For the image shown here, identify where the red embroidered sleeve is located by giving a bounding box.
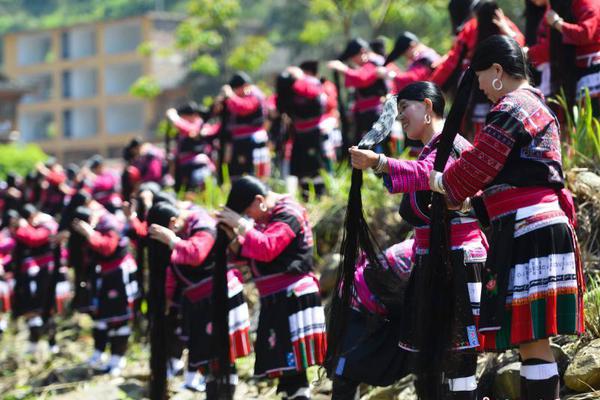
[430,19,476,86]
[392,63,431,94]
[130,217,148,238]
[170,230,215,267]
[15,226,51,247]
[344,63,379,88]
[385,152,436,193]
[561,0,600,45]
[225,94,261,116]
[240,222,296,262]
[173,116,203,137]
[88,231,120,257]
[292,78,322,98]
[442,110,517,205]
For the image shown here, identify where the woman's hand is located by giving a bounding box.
[493,9,516,37]
[545,9,564,31]
[148,224,179,248]
[349,146,379,170]
[71,219,94,239]
[216,207,244,230]
[327,60,349,73]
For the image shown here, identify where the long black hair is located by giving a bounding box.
[475,0,501,46]
[324,96,400,376]
[524,0,546,46]
[449,0,475,35]
[414,35,528,396]
[549,0,577,110]
[146,202,180,400]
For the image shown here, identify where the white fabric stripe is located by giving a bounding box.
[94,321,108,330]
[228,281,244,297]
[448,375,477,391]
[515,201,561,221]
[108,325,131,337]
[288,306,326,342]
[520,363,558,380]
[507,253,577,301]
[514,215,569,238]
[288,387,311,399]
[228,302,250,334]
[27,316,43,327]
[467,282,481,304]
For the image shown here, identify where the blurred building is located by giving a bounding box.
[0,73,28,143]
[2,12,187,163]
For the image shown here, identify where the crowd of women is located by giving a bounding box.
[0,0,597,399]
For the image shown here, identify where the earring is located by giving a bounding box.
[424,114,431,124]
[492,78,503,91]
[259,203,267,212]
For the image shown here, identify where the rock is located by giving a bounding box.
[564,393,600,400]
[551,342,572,377]
[493,361,521,400]
[564,338,600,392]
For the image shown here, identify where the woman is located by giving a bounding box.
[431,0,525,141]
[72,208,139,376]
[349,81,488,399]
[544,0,600,116]
[330,239,414,399]
[430,35,585,400]
[217,176,326,400]
[148,202,251,396]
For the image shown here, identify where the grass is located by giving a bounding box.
[584,274,600,339]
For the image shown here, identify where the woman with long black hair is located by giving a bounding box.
[348,81,488,399]
[430,35,585,400]
[148,202,251,396]
[217,176,326,400]
[431,0,525,141]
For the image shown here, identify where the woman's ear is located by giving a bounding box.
[493,63,504,78]
[423,98,434,113]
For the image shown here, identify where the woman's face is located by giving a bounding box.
[398,99,427,141]
[243,194,267,222]
[475,63,502,102]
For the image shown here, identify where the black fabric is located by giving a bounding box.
[95,267,132,323]
[277,372,309,396]
[400,250,483,352]
[254,290,321,377]
[290,129,326,179]
[29,325,42,343]
[166,306,185,360]
[354,109,380,143]
[93,327,109,352]
[333,309,407,387]
[362,264,408,318]
[331,375,360,400]
[229,137,266,178]
[181,289,246,369]
[110,333,128,356]
[13,266,52,316]
[522,358,559,400]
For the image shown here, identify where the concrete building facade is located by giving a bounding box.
[3,12,186,163]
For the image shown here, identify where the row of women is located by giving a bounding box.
[327,33,586,400]
[138,0,599,202]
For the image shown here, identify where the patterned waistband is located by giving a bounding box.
[22,253,55,272]
[414,221,486,250]
[254,272,318,298]
[99,253,134,274]
[294,116,323,132]
[483,187,559,221]
[576,50,600,68]
[183,269,244,302]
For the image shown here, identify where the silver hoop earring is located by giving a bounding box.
[259,203,267,212]
[424,114,431,124]
[492,78,503,91]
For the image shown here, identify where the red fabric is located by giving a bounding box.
[130,217,148,238]
[173,116,203,137]
[144,158,163,182]
[170,230,215,266]
[561,0,600,57]
[15,225,51,247]
[430,17,525,87]
[240,222,297,263]
[225,92,261,116]
[46,170,66,186]
[391,63,431,94]
[528,10,551,66]
[344,62,379,88]
[88,230,120,257]
[201,122,221,138]
[322,80,338,117]
[292,77,323,98]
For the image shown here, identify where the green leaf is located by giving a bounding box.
[299,20,332,45]
[226,36,274,73]
[191,54,220,76]
[129,75,161,99]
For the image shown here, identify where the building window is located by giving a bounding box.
[20,74,53,104]
[17,34,53,66]
[63,68,98,99]
[18,111,55,142]
[63,107,98,139]
[103,21,142,55]
[62,27,96,60]
[104,62,143,96]
[105,102,144,135]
